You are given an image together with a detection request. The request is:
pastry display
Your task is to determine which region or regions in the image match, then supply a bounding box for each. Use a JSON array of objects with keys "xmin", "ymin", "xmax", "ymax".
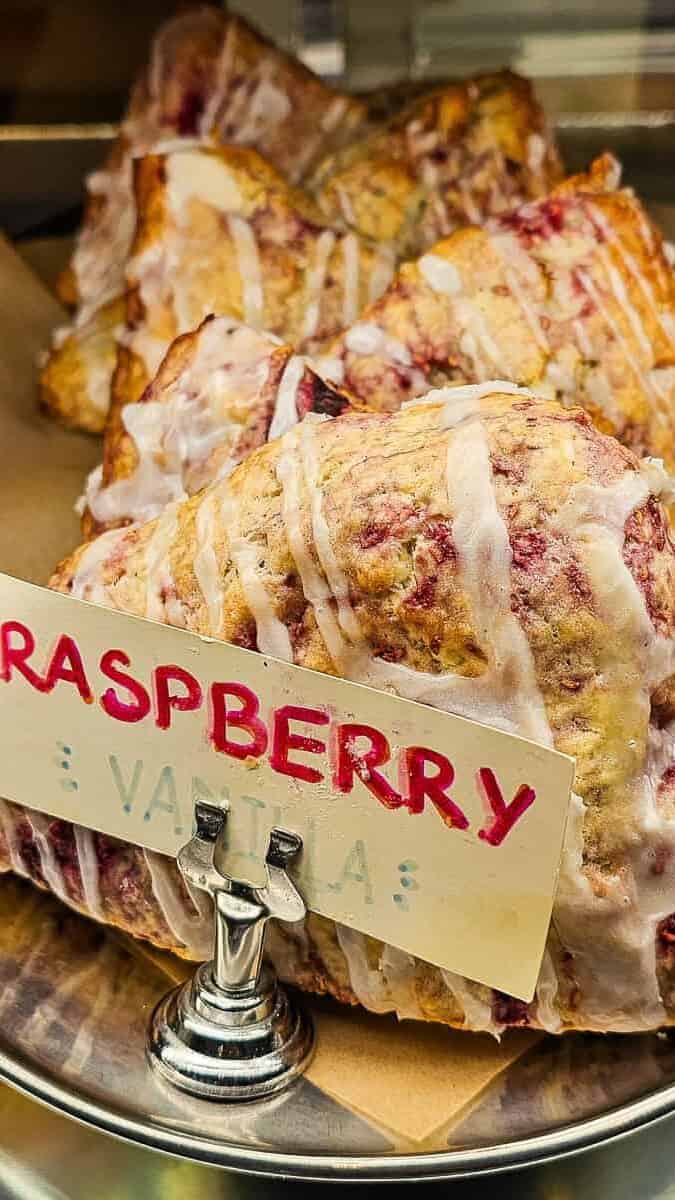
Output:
[
  {"xmin": 43, "ymin": 8, "xmax": 562, "ymax": 437},
  {"xmin": 73, "ymin": 152, "xmax": 675, "ymax": 538},
  {"xmin": 312, "ymin": 70, "xmax": 562, "ymax": 256},
  {"xmin": 319, "ymin": 153, "xmax": 675, "ymax": 470},
  {"xmin": 2, "ymin": 386, "xmax": 675, "ymax": 1035},
  {"xmin": 42, "ymin": 6, "xmax": 368, "ymax": 435},
  {"xmin": 9, "ymin": 2, "xmax": 675, "ymax": 1050}
]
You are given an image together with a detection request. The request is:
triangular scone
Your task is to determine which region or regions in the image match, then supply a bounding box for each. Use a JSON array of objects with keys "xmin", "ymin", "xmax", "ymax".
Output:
[
  {"xmin": 320, "ymin": 155, "xmax": 675, "ymax": 469},
  {"xmin": 42, "ymin": 144, "xmax": 393, "ymax": 434},
  {"xmin": 38, "ymin": 390, "xmax": 675, "ymax": 1033},
  {"xmin": 111, "ymin": 144, "xmax": 395, "ymax": 405},
  {"xmin": 80, "ymin": 314, "xmax": 350, "ymax": 536},
  {"xmin": 58, "ymin": 6, "xmax": 366, "ymax": 314},
  {"xmin": 311, "ymin": 70, "xmax": 563, "ymax": 257}
]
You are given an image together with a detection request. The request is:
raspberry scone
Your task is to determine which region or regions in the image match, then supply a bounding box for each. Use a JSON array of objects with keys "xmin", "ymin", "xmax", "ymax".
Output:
[
  {"xmin": 3, "ymin": 386, "xmax": 675, "ymax": 1035},
  {"xmin": 319, "ymin": 155, "xmax": 675, "ymax": 471},
  {"xmin": 311, "ymin": 70, "xmax": 563, "ymax": 257},
  {"xmin": 41, "ymin": 144, "xmax": 393, "ymax": 433},
  {"xmin": 58, "ymin": 6, "xmax": 366, "ymax": 316},
  {"xmin": 79, "ymin": 314, "xmax": 350, "ymax": 536}
]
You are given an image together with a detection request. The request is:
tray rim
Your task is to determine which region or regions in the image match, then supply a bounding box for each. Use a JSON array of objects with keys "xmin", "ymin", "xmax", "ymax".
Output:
[{"xmin": 1, "ymin": 1036, "xmax": 675, "ymax": 1182}]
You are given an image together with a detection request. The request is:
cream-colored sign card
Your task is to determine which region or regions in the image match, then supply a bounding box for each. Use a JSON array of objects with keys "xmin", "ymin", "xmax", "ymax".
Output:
[{"xmin": 0, "ymin": 573, "xmax": 574, "ymax": 1000}]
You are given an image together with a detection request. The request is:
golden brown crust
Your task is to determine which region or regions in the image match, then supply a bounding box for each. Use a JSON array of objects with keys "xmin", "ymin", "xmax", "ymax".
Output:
[
  {"xmin": 39, "ymin": 296, "xmax": 126, "ymax": 435},
  {"xmin": 312, "ymin": 70, "xmax": 563, "ymax": 256}
]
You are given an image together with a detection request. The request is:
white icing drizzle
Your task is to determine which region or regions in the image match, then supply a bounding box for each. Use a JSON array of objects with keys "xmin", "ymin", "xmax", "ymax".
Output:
[
  {"xmin": 24, "ymin": 812, "xmax": 69, "ymax": 904},
  {"xmin": 73, "ymin": 826, "xmax": 103, "ymax": 919},
  {"xmin": 85, "ymin": 318, "xmax": 276, "ymax": 528},
  {"xmin": 588, "ymin": 201, "xmax": 675, "ymax": 346},
  {"xmin": 227, "ymin": 215, "xmax": 264, "ymax": 329},
  {"xmin": 457, "ymin": 178, "xmax": 482, "ymax": 224},
  {"xmin": 335, "ymin": 183, "xmax": 356, "ymax": 227},
  {"xmin": 344, "ymin": 321, "xmax": 411, "ymax": 365},
  {"xmin": 527, "ymin": 132, "xmax": 546, "ymax": 172},
  {"xmin": 418, "ymin": 254, "xmax": 463, "ymax": 296},
  {"xmin": 341, "ymin": 232, "xmax": 360, "ymax": 326},
  {"xmin": 144, "ymin": 849, "xmax": 213, "ymax": 957},
  {"xmin": 144, "ymin": 501, "xmax": 184, "ymax": 626},
  {"xmin": 556, "ymin": 465, "xmax": 674, "ymax": 690},
  {"xmin": 166, "ymin": 149, "xmax": 243, "ymax": 217},
  {"xmin": 302, "ymin": 230, "xmax": 336, "ymax": 341},
  {"xmin": 267, "ymin": 355, "xmax": 306, "ymax": 442},
  {"xmin": 491, "ymin": 232, "xmax": 550, "ymax": 353},
  {"xmin": 69, "ymin": 527, "xmax": 132, "ymax": 605},
  {"xmin": 443, "ymin": 419, "xmax": 553, "ymax": 744},
  {"xmin": 0, "ymin": 799, "xmax": 27, "ymax": 876},
  {"xmin": 534, "ymin": 949, "xmax": 562, "ymax": 1032},
  {"xmin": 276, "ymin": 401, "xmax": 548, "ymax": 742},
  {"xmin": 378, "ymin": 945, "xmax": 424, "ymax": 1020},
  {"xmin": 229, "ymin": 60, "xmax": 291, "ymax": 146},
  {"xmin": 193, "ymin": 488, "xmax": 224, "ymax": 634},
  {"xmin": 455, "ymin": 298, "xmax": 503, "ymax": 373},
  {"xmin": 220, "ymin": 485, "xmax": 293, "ymax": 660},
  {"xmin": 441, "ymin": 969, "xmax": 503, "ymax": 1035},
  {"xmin": 335, "ymin": 926, "xmax": 393, "ymax": 1013},
  {"xmin": 311, "ymin": 353, "xmax": 345, "ymax": 386},
  {"xmin": 599, "ymin": 251, "xmax": 653, "ymax": 361},
  {"xmin": 576, "ymin": 268, "xmax": 663, "ymax": 407},
  {"xmin": 551, "ymin": 462, "xmax": 675, "ymax": 1030}
]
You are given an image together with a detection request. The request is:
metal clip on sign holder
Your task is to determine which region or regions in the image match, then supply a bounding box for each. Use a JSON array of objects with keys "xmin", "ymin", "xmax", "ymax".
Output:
[{"xmin": 148, "ymin": 802, "xmax": 314, "ymax": 1102}]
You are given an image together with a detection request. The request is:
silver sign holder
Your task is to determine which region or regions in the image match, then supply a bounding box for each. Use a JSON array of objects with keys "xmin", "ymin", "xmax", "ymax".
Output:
[{"xmin": 147, "ymin": 801, "xmax": 314, "ymax": 1101}]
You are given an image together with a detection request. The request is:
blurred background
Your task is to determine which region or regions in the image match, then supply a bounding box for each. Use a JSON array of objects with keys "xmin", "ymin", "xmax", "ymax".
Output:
[{"xmin": 1, "ymin": 0, "xmax": 675, "ymax": 233}]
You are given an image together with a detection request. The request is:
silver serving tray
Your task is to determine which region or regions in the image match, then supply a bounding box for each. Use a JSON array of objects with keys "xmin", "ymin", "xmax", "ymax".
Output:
[{"xmin": 2, "ymin": 876, "xmax": 675, "ymax": 1182}]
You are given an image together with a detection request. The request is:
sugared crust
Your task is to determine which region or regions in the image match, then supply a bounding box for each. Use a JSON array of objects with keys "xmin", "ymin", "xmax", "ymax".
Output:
[
  {"xmin": 41, "ymin": 389, "xmax": 675, "ymax": 1033},
  {"xmin": 312, "ymin": 70, "xmax": 563, "ymax": 256}
]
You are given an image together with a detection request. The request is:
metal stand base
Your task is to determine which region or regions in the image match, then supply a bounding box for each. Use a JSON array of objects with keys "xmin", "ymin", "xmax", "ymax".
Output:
[
  {"xmin": 148, "ymin": 963, "xmax": 314, "ymax": 1102},
  {"xmin": 146, "ymin": 804, "xmax": 314, "ymax": 1103}
]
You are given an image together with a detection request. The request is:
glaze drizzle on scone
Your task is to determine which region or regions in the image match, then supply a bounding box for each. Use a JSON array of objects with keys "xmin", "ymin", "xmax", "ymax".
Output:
[
  {"xmin": 319, "ymin": 155, "xmax": 675, "ymax": 472},
  {"xmin": 3, "ymin": 386, "xmax": 675, "ymax": 1034}
]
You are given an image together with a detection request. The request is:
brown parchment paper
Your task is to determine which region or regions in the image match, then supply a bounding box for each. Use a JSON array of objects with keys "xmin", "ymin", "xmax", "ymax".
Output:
[
  {"xmin": 0, "ymin": 234, "xmax": 99, "ymax": 585},
  {"xmin": 0, "ymin": 232, "xmax": 541, "ymax": 1146}
]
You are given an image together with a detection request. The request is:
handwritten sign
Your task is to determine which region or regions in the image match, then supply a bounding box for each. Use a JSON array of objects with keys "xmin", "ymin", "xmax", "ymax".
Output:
[{"xmin": 0, "ymin": 573, "xmax": 574, "ymax": 1000}]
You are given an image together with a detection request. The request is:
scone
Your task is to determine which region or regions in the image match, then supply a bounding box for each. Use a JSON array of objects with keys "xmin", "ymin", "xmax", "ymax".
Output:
[
  {"xmin": 80, "ymin": 313, "xmax": 350, "ymax": 535},
  {"xmin": 311, "ymin": 70, "xmax": 563, "ymax": 256},
  {"xmin": 3, "ymin": 385, "xmax": 675, "ymax": 1035},
  {"xmin": 42, "ymin": 143, "xmax": 394, "ymax": 434},
  {"xmin": 319, "ymin": 154, "xmax": 675, "ymax": 470},
  {"xmin": 59, "ymin": 6, "xmax": 367, "ymax": 315}
]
